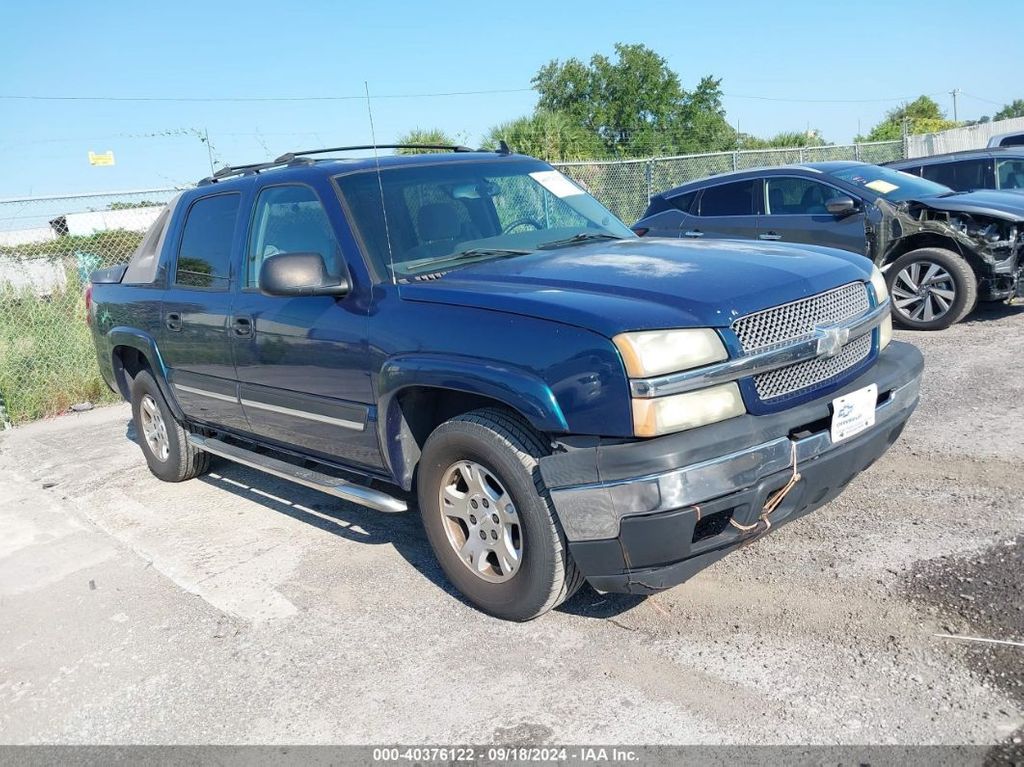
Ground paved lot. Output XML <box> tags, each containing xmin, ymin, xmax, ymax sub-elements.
<box><xmin>1</xmin><ymin>303</ymin><xmax>1023</xmax><ymax>746</ymax></box>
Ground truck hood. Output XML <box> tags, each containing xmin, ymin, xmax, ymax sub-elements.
<box><xmin>910</xmin><ymin>190</ymin><xmax>1024</xmax><ymax>221</ymax></box>
<box><xmin>398</xmin><ymin>238</ymin><xmax>872</xmax><ymax>337</ymax></box>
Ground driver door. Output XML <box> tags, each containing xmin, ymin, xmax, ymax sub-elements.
<box><xmin>230</xmin><ymin>182</ymin><xmax>381</xmax><ymax>470</ymax></box>
<box><xmin>756</xmin><ymin>175</ymin><xmax>866</xmax><ymax>254</ymax></box>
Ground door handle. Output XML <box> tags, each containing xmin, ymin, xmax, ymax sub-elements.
<box><xmin>683</xmin><ymin>230</ymin><xmax>704</xmax><ymax>238</ymax></box>
<box><xmin>165</xmin><ymin>312</ymin><xmax>182</xmax><ymax>332</ymax></box>
<box><xmin>758</xmin><ymin>232</ymin><xmax>782</xmax><ymax>241</ymax></box>
<box><xmin>232</xmin><ymin>317</ymin><xmax>253</xmax><ymax>337</ymax></box>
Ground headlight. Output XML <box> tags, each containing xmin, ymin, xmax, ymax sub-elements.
<box><xmin>613</xmin><ymin>328</ymin><xmax>727</xmax><ymax>377</ymax></box>
<box><xmin>870</xmin><ymin>266</ymin><xmax>892</xmax><ymax>350</ymax></box>
<box><xmin>631</xmin><ymin>383</ymin><xmax>745</xmax><ymax>437</ymax></box>
<box><xmin>869</xmin><ymin>265</ymin><xmax>888</xmax><ymax>304</ymax></box>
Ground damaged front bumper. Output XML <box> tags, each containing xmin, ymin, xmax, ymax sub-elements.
<box><xmin>539</xmin><ymin>341</ymin><xmax>924</xmax><ymax>594</ymax></box>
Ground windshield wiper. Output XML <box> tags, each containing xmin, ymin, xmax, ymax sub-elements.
<box><xmin>537</xmin><ymin>232</ymin><xmax>624</xmax><ymax>250</ymax></box>
<box><xmin>405</xmin><ymin>247</ymin><xmax>532</xmax><ymax>274</ymax></box>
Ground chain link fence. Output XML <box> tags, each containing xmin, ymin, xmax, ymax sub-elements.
<box><xmin>553</xmin><ymin>140</ymin><xmax>904</xmax><ymax>223</ymax></box>
<box><xmin>0</xmin><ymin>140</ymin><xmax>904</xmax><ymax>426</ymax></box>
<box><xmin>0</xmin><ymin>189</ymin><xmax>180</xmax><ymax>425</ymax></box>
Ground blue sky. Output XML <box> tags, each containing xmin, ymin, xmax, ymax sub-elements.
<box><xmin>1</xmin><ymin>0</ymin><xmax>1019</xmax><ymax>197</ymax></box>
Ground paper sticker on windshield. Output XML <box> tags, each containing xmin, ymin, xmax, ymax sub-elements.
<box><xmin>865</xmin><ymin>180</ymin><xmax>898</xmax><ymax>194</ymax></box>
<box><xmin>530</xmin><ymin>170</ymin><xmax>584</xmax><ymax>198</ymax></box>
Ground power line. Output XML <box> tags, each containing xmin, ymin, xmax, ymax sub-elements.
<box><xmin>960</xmin><ymin>92</ymin><xmax>1004</xmax><ymax>107</ymax></box>
<box><xmin>721</xmin><ymin>91</ymin><xmax>946</xmax><ymax>104</ymax></box>
<box><xmin>0</xmin><ymin>87</ymin><xmax>534</xmax><ymax>103</ymax></box>
<box><xmin>2</xmin><ymin>88</ymin><xmax>950</xmax><ymax>106</ymax></box>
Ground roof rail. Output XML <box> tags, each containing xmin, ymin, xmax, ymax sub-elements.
<box><xmin>272</xmin><ymin>144</ymin><xmax>476</xmax><ymax>163</ymax></box>
<box><xmin>197</xmin><ymin>157</ymin><xmax>313</xmax><ymax>186</ymax></box>
<box><xmin>198</xmin><ymin>143</ymin><xmax>508</xmax><ymax>185</ymax></box>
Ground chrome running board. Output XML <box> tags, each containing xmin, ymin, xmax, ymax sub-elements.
<box><xmin>187</xmin><ymin>434</ymin><xmax>407</xmax><ymax>513</ymax></box>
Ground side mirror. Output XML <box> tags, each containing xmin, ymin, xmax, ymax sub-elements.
<box><xmin>826</xmin><ymin>196</ymin><xmax>858</xmax><ymax>217</ymax></box>
<box><xmin>259</xmin><ymin>252</ymin><xmax>350</xmax><ymax>297</ymax></box>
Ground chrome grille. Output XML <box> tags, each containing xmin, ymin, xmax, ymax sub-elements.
<box><xmin>732</xmin><ymin>282</ymin><xmax>872</xmax><ymax>401</ymax></box>
<box><xmin>751</xmin><ymin>333</ymin><xmax>872</xmax><ymax>400</ymax></box>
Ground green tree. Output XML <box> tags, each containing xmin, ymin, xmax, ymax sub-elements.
<box><xmin>994</xmin><ymin>99</ymin><xmax>1024</xmax><ymax>121</ymax></box>
<box><xmin>738</xmin><ymin>130</ymin><xmax>828</xmax><ymax>150</ymax></box>
<box><xmin>857</xmin><ymin>96</ymin><xmax>958</xmax><ymax>141</ymax></box>
<box><xmin>532</xmin><ymin>44</ymin><xmax>734</xmax><ymax>156</ymax></box>
<box><xmin>482</xmin><ymin>111</ymin><xmax>605</xmax><ymax>161</ymax></box>
<box><xmin>394</xmin><ymin>128</ymin><xmax>458</xmax><ymax>153</ymax></box>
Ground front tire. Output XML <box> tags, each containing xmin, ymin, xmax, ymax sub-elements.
<box><xmin>886</xmin><ymin>248</ymin><xmax>978</xmax><ymax>330</ymax></box>
<box><xmin>130</xmin><ymin>370</ymin><xmax>210</xmax><ymax>482</ymax></box>
<box><xmin>417</xmin><ymin>408</ymin><xmax>582</xmax><ymax>621</ymax></box>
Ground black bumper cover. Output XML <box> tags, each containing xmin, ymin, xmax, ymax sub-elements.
<box><xmin>540</xmin><ymin>341</ymin><xmax>923</xmax><ymax>594</ymax></box>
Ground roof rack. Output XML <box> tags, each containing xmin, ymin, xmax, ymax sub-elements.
<box><xmin>198</xmin><ymin>142</ymin><xmax>513</xmax><ymax>185</ymax></box>
<box><xmin>273</xmin><ymin>144</ymin><xmax>476</xmax><ymax>164</ymax></box>
<box><xmin>197</xmin><ymin>157</ymin><xmax>314</xmax><ymax>186</ymax></box>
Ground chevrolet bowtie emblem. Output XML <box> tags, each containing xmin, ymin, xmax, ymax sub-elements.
<box><xmin>815</xmin><ymin>326</ymin><xmax>850</xmax><ymax>358</ymax></box>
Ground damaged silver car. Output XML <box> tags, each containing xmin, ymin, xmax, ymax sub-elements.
<box><xmin>634</xmin><ymin>161</ymin><xmax>1024</xmax><ymax>330</ymax></box>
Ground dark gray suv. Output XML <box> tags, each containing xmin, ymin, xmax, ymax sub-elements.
<box><xmin>633</xmin><ymin>162</ymin><xmax>1024</xmax><ymax>330</ymax></box>
<box><xmin>887</xmin><ymin>147</ymin><xmax>1024</xmax><ymax>192</ymax></box>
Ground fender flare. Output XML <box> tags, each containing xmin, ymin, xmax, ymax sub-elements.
<box><xmin>107</xmin><ymin>327</ymin><xmax>184</xmax><ymax>421</ymax></box>
<box><xmin>377</xmin><ymin>354</ymin><xmax>569</xmax><ymax>489</ymax></box>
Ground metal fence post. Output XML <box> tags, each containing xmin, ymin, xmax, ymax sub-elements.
<box><xmin>644</xmin><ymin>160</ymin><xmax>653</xmax><ymax>201</ymax></box>
<box><xmin>732</xmin><ymin>151</ymin><xmax>738</xmax><ymax>171</ymax></box>
<box><xmin>855</xmin><ymin>143</ymin><xmax>861</xmax><ymax>162</ymax></box>
<box><xmin>799</xmin><ymin>147</ymin><xmax>805</xmax><ymax>163</ymax></box>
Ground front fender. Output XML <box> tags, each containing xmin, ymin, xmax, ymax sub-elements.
<box><xmin>376</xmin><ymin>353</ymin><xmax>570</xmax><ymax>488</ymax></box>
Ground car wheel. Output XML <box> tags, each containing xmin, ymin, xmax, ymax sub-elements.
<box><xmin>885</xmin><ymin>248</ymin><xmax>978</xmax><ymax>330</ymax></box>
<box><xmin>130</xmin><ymin>370</ymin><xmax>210</xmax><ymax>482</ymax></box>
<box><xmin>417</xmin><ymin>407</ymin><xmax>583</xmax><ymax>621</ymax></box>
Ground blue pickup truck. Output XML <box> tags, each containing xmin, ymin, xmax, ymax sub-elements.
<box><xmin>88</xmin><ymin>145</ymin><xmax>923</xmax><ymax>620</ymax></box>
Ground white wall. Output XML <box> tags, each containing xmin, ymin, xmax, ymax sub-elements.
<box><xmin>907</xmin><ymin>116</ymin><xmax>1024</xmax><ymax>158</ymax></box>
<box><xmin>58</xmin><ymin>206</ymin><xmax>164</xmax><ymax>236</ymax></box>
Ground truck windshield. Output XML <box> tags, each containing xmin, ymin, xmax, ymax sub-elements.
<box><xmin>334</xmin><ymin>159</ymin><xmax>633</xmax><ymax>278</ymax></box>
<box><xmin>828</xmin><ymin>165</ymin><xmax>952</xmax><ymax>202</ymax></box>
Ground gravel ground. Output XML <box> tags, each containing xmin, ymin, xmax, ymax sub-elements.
<box><xmin>0</xmin><ymin>301</ymin><xmax>1022</xmax><ymax>747</ymax></box>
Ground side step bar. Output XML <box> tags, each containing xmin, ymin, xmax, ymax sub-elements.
<box><xmin>187</xmin><ymin>434</ymin><xmax>408</xmax><ymax>513</ymax></box>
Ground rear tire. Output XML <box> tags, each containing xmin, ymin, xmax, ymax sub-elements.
<box><xmin>130</xmin><ymin>370</ymin><xmax>210</xmax><ymax>482</ymax></box>
<box><xmin>885</xmin><ymin>248</ymin><xmax>977</xmax><ymax>330</ymax></box>
<box><xmin>417</xmin><ymin>407</ymin><xmax>583</xmax><ymax>621</ymax></box>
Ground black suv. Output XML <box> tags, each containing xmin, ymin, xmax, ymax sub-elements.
<box><xmin>888</xmin><ymin>147</ymin><xmax>1024</xmax><ymax>193</ymax></box>
<box><xmin>634</xmin><ymin>161</ymin><xmax>1024</xmax><ymax>330</ymax></box>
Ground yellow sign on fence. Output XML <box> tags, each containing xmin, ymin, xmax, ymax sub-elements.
<box><xmin>88</xmin><ymin>150</ymin><xmax>115</xmax><ymax>167</ymax></box>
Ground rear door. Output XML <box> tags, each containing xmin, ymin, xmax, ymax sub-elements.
<box><xmin>681</xmin><ymin>179</ymin><xmax>758</xmax><ymax>241</ymax></box>
<box><xmin>230</xmin><ymin>182</ymin><xmax>380</xmax><ymax>470</ymax></box>
<box><xmin>757</xmin><ymin>175</ymin><xmax>866</xmax><ymax>255</ymax></box>
<box><xmin>158</xmin><ymin>191</ymin><xmax>249</xmax><ymax>431</ymax></box>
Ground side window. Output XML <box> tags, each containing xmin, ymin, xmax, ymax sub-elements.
<box><xmin>996</xmin><ymin>159</ymin><xmax>1024</xmax><ymax>190</ymax></box>
<box><xmin>246</xmin><ymin>186</ymin><xmax>341</xmax><ymax>287</ymax></box>
<box><xmin>175</xmin><ymin>194</ymin><xmax>240</xmax><ymax>290</ymax></box>
<box><xmin>922</xmin><ymin>160</ymin><xmax>987</xmax><ymax>190</ymax></box>
<box><xmin>667</xmin><ymin>190</ymin><xmax>697</xmax><ymax>214</ymax></box>
<box><xmin>765</xmin><ymin>177</ymin><xmax>835</xmax><ymax>215</ymax></box>
<box><xmin>698</xmin><ymin>180</ymin><xmax>755</xmax><ymax>216</ymax></box>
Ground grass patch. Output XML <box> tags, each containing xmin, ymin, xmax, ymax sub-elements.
<box><xmin>0</xmin><ymin>273</ymin><xmax>119</xmax><ymax>425</ymax></box>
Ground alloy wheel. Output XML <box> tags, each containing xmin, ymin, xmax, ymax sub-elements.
<box><xmin>438</xmin><ymin>460</ymin><xmax>522</xmax><ymax>583</ymax></box>
<box><xmin>139</xmin><ymin>394</ymin><xmax>170</xmax><ymax>462</ymax></box>
<box><xmin>891</xmin><ymin>260</ymin><xmax>957</xmax><ymax>324</ymax></box>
